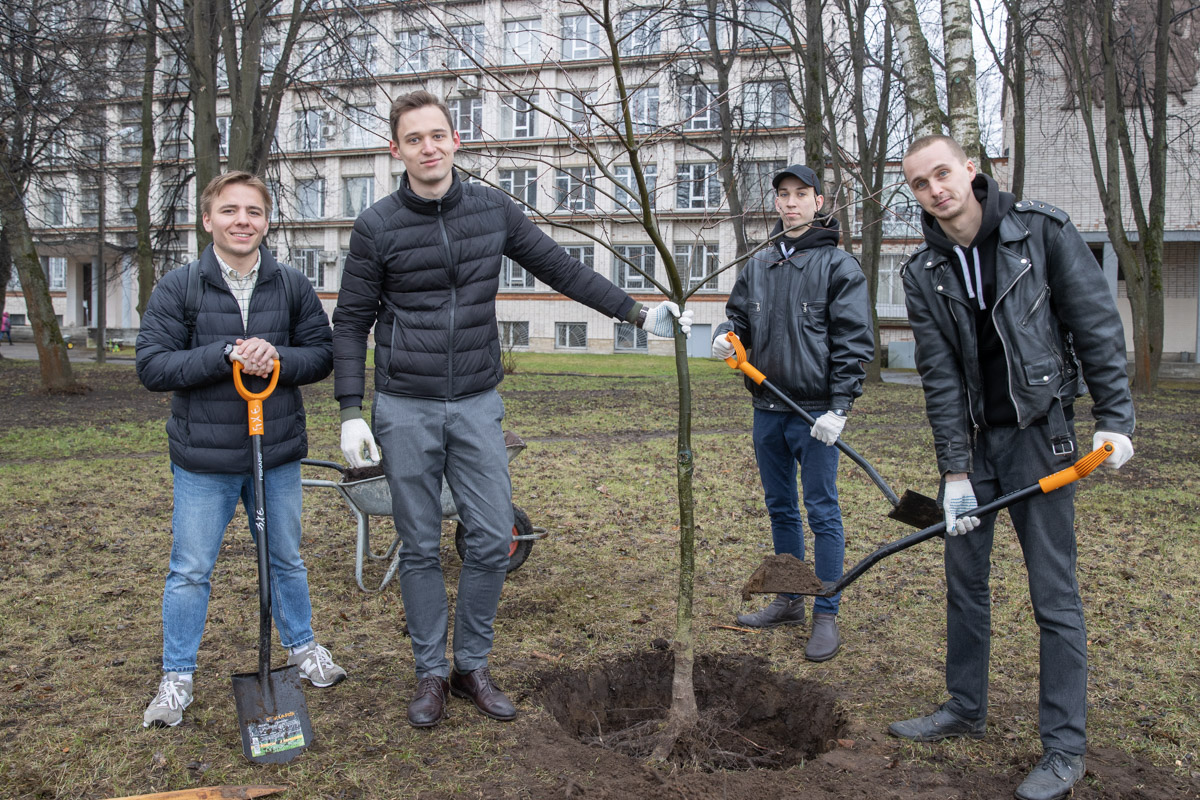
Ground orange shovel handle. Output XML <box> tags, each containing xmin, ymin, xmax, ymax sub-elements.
<box><xmin>1038</xmin><ymin>442</ymin><xmax>1113</xmax><ymax>493</ymax></box>
<box><xmin>233</xmin><ymin>361</ymin><xmax>281</xmax><ymax>437</ymax></box>
<box><xmin>722</xmin><ymin>332</ymin><xmax>766</xmax><ymax>385</ymax></box>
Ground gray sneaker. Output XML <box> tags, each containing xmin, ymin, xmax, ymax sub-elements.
<box><xmin>804</xmin><ymin>613</ymin><xmax>840</xmax><ymax>662</ymax></box>
<box><xmin>287</xmin><ymin>642</ymin><xmax>346</xmax><ymax>688</ymax></box>
<box><xmin>736</xmin><ymin>594</ymin><xmax>806</xmax><ymax>628</ymax></box>
<box><xmin>888</xmin><ymin>704</ymin><xmax>986</xmax><ymax>742</ymax></box>
<box><xmin>1014</xmin><ymin>750</ymin><xmax>1085</xmax><ymax>800</ymax></box>
<box><xmin>143</xmin><ymin>672</ymin><xmax>193</xmax><ymax>728</ymax></box>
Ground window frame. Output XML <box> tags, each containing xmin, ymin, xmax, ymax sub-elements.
<box><xmin>554</xmin><ymin>321</ymin><xmax>588</xmax><ymax>350</ymax></box>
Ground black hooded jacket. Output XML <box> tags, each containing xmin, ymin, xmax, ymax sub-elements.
<box><xmin>920</xmin><ymin>174</ymin><xmax>1017</xmax><ymax>425</ymax></box>
<box><xmin>714</xmin><ymin>216</ymin><xmax>874</xmax><ymax>412</ymax></box>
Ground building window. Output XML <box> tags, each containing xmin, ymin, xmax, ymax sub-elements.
<box><xmin>216</xmin><ymin>116</ymin><xmax>231</xmax><ymax>156</ymax></box>
<box><xmin>345</xmin><ymin>34</ymin><xmax>378</xmax><ymax>78</ymax></box>
<box><xmin>343</xmin><ymin>106</ymin><xmax>378</xmax><ymax>149</ymax></box>
<box><xmin>614</xmin><ymin>164</ymin><xmax>657</xmax><ymax>213</ymax></box>
<box><xmin>296</xmin><ymin>178</ymin><xmax>325</xmax><ymax>219</ymax></box>
<box><xmin>562</xmin><ymin>14</ymin><xmax>602</xmax><ymax>60</ymax></box>
<box><xmin>500</xmin><ymin>256</ymin><xmax>535</xmax><ymax>289</ymax></box>
<box><xmin>448</xmin><ymin>97</ymin><xmax>483</xmax><ymax>142</ymax></box>
<box><xmin>880</xmin><ymin>173</ymin><xmax>922</xmax><ymax>238</ymax></box>
<box><xmin>614</xmin><ymin>322</ymin><xmax>648</xmax><ymax>352</ymax></box>
<box><xmin>555</xmin><ymin>321</ymin><xmax>587</xmax><ymax>349</ymax></box>
<box><xmin>557</xmin><ymin>90</ymin><xmax>597</xmax><ymax>135</ymax></box>
<box><xmin>740</xmin><ymin>159</ymin><xmax>786</xmax><ymax>211</ymax></box>
<box><xmin>394</xmin><ymin>29</ymin><xmax>429</xmax><ymax>74</ymax></box>
<box><xmin>266</xmin><ymin>180</ymin><xmax>282</xmax><ymax>222</ymax></box>
<box><xmin>292</xmin><ymin>248</ymin><xmax>324</xmax><ymax>289</ymax></box>
<box><xmin>741</xmin><ymin>81</ymin><xmax>790</xmax><ymax>127</ymax></box>
<box><xmin>675</xmin><ymin>243</ymin><xmax>719</xmax><ymax>291</ymax></box>
<box><xmin>675</xmin><ymin>163</ymin><xmax>722</xmax><ymax>210</ymax></box>
<box><xmin>80</xmin><ymin>182</ymin><xmax>100</xmax><ymax>227</ymax></box>
<box><xmin>500</xmin><ymin>95</ymin><xmax>539</xmax><ymax>139</ymax></box>
<box><xmin>295</xmin><ymin>108</ymin><xmax>334</xmax><ymax>151</ymax></box>
<box><xmin>618</xmin><ymin>8</ymin><xmax>662</xmax><ymax>56</ymax></box>
<box><xmin>681</xmin><ymin>83</ymin><xmax>720</xmax><ymax>131</ymax></box>
<box><xmin>681</xmin><ymin>3</ymin><xmax>731</xmax><ymax>50</ymax></box>
<box><xmin>163</xmin><ymin>172</ymin><xmax>190</xmax><ymax>223</ymax></box>
<box><xmin>877</xmin><ymin>254</ymin><xmax>908</xmax><ymax>318</ymax></box>
<box><xmin>118</xmin><ymin>172</ymin><xmax>139</xmax><ymax>224</ymax></box>
<box><xmin>499</xmin><ymin>321</ymin><xmax>529</xmax><ymax>348</ymax></box>
<box><xmin>564</xmin><ymin>244</ymin><xmax>594</xmax><ymax>270</ymax></box>
<box><xmin>43</xmin><ymin>188</ymin><xmax>67</xmax><ymax>226</ymax></box>
<box><xmin>555</xmin><ymin>167</ymin><xmax>596</xmax><ymax>212</ymax></box>
<box><xmin>503</xmin><ymin>19</ymin><xmax>542</xmax><ymax>65</ymax></box>
<box><xmin>613</xmin><ymin>244</ymin><xmax>655</xmax><ymax>290</ymax></box>
<box><xmin>161</xmin><ymin>107</ymin><xmax>190</xmax><ymax>159</ymax></box>
<box><xmin>630</xmin><ymin>86</ymin><xmax>659</xmax><ymax>133</ymax></box>
<box><xmin>343</xmin><ymin>176</ymin><xmax>374</xmax><ymax>218</ymax></box>
<box><xmin>499</xmin><ymin>168</ymin><xmax>538</xmax><ymax>214</ymax></box>
<box><xmin>41</xmin><ymin>257</ymin><xmax>67</xmax><ymax>290</ymax></box>
<box><xmin>449</xmin><ymin>23</ymin><xmax>485</xmax><ymax>69</ymax></box>
<box><xmin>261</xmin><ymin>39</ymin><xmax>280</xmax><ymax>75</ymax></box>
<box><xmin>745</xmin><ymin>0</ymin><xmax>788</xmax><ymax>44</ymax></box>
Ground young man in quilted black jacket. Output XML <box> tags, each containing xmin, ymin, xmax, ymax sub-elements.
<box><xmin>332</xmin><ymin>91</ymin><xmax>691</xmax><ymax>728</ymax></box>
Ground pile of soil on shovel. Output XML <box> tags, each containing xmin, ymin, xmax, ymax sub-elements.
<box><xmin>741</xmin><ymin>553</ymin><xmax>825</xmax><ymax>599</ymax></box>
<box><xmin>536</xmin><ymin>650</ymin><xmax>845</xmax><ymax>772</ymax></box>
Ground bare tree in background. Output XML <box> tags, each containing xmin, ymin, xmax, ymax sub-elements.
<box><xmin>0</xmin><ymin>0</ymin><xmax>106</xmax><ymax>390</ymax></box>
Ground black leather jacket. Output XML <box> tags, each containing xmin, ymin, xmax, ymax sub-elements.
<box><xmin>902</xmin><ymin>201</ymin><xmax>1135</xmax><ymax>475</ymax></box>
<box><xmin>715</xmin><ymin>219</ymin><xmax>874</xmax><ymax>412</ymax></box>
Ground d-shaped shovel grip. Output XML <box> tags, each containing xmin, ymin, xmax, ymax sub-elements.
<box><xmin>722</xmin><ymin>332</ymin><xmax>766</xmax><ymax>384</ymax></box>
<box><xmin>233</xmin><ymin>360</ymin><xmax>281</xmax><ymax>436</ymax></box>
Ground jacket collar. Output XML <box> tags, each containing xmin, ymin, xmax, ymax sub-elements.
<box><xmin>919</xmin><ymin>206</ymin><xmax>1029</xmax><ymax>270</ymax></box>
<box><xmin>198</xmin><ymin>243</ymin><xmax>281</xmax><ymax>288</ymax></box>
<box><xmin>398</xmin><ymin>169</ymin><xmax>463</xmax><ymax>215</ymax></box>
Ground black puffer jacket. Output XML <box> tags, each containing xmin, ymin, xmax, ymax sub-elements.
<box><xmin>902</xmin><ymin>201</ymin><xmax>1135</xmax><ymax>475</ymax></box>
<box><xmin>332</xmin><ymin>171</ymin><xmax>637</xmax><ymax>409</ymax></box>
<box><xmin>714</xmin><ymin>217</ymin><xmax>874</xmax><ymax>412</ymax></box>
<box><xmin>136</xmin><ymin>245</ymin><xmax>333</xmax><ymax>473</ymax></box>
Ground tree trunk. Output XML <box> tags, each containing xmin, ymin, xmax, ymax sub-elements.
<box><xmin>0</xmin><ymin>192</ymin><xmax>77</xmax><ymax>390</ymax></box>
<box><xmin>1006</xmin><ymin>0</ymin><xmax>1027</xmax><ymax>197</ymax></box>
<box><xmin>188</xmin><ymin>0</ymin><xmax>220</xmax><ymax>251</ymax></box>
<box><xmin>135</xmin><ymin>0</ymin><xmax>158</xmax><ymax>318</ymax></box>
<box><xmin>885</xmin><ymin>0</ymin><xmax>943</xmax><ymax>136</ymax></box>
<box><xmin>941</xmin><ymin>0</ymin><xmax>981</xmax><ymax>156</ymax></box>
<box><xmin>804</xmin><ymin>0</ymin><xmax>826</xmax><ymax>167</ymax></box>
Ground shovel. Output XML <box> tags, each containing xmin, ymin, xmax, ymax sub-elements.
<box><xmin>742</xmin><ymin>442</ymin><xmax>1115</xmax><ymax>598</ymax></box>
<box><xmin>722</xmin><ymin>332</ymin><xmax>941</xmax><ymax>528</ymax></box>
<box><xmin>105</xmin><ymin>787</ymin><xmax>287</xmax><ymax>800</ymax></box>
<box><xmin>231</xmin><ymin>361</ymin><xmax>314</xmax><ymax>764</ymax></box>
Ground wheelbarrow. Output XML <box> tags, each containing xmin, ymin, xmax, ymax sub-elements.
<box><xmin>301</xmin><ymin>430</ymin><xmax>546</xmax><ymax>592</ymax></box>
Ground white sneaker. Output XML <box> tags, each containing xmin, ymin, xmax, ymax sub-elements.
<box><xmin>143</xmin><ymin>672</ymin><xmax>193</xmax><ymax>728</ymax></box>
<box><xmin>287</xmin><ymin>642</ymin><xmax>346</xmax><ymax>688</ymax></box>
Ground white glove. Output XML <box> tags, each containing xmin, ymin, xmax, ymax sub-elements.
<box><xmin>809</xmin><ymin>411</ymin><xmax>847</xmax><ymax>446</ymax></box>
<box><xmin>341</xmin><ymin>418</ymin><xmax>381</xmax><ymax>468</ymax></box>
<box><xmin>1092</xmin><ymin>431</ymin><xmax>1133</xmax><ymax>469</ymax></box>
<box><xmin>943</xmin><ymin>477</ymin><xmax>981</xmax><ymax>536</ymax></box>
<box><xmin>643</xmin><ymin>301</ymin><xmax>693</xmax><ymax>338</ymax></box>
<box><xmin>711</xmin><ymin>332</ymin><xmax>735</xmax><ymax>360</ymax></box>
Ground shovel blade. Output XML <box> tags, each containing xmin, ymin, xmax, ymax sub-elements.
<box><xmin>232</xmin><ymin>665</ymin><xmax>313</xmax><ymax>764</ymax></box>
<box><xmin>888</xmin><ymin>490</ymin><xmax>942</xmax><ymax>529</ymax></box>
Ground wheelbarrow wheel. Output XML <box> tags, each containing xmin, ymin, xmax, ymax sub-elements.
<box><xmin>454</xmin><ymin>504</ymin><xmax>534</xmax><ymax>575</ymax></box>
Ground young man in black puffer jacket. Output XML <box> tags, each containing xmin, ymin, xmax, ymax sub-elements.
<box><xmin>712</xmin><ymin>164</ymin><xmax>874</xmax><ymax>662</ymax></box>
<box><xmin>137</xmin><ymin>172</ymin><xmax>345</xmax><ymax>730</ymax></box>
<box><xmin>332</xmin><ymin>91</ymin><xmax>692</xmax><ymax>728</ymax></box>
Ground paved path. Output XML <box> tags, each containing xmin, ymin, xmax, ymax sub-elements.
<box><xmin>0</xmin><ymin>341</ymin><xmax>136</xmax><ymax>364</ymax></box>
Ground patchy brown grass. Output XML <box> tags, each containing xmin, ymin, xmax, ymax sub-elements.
<box><xmin>0</xmin><ymin>357</ymin><xmax>1197</xmax><ymax>799</ymax></box>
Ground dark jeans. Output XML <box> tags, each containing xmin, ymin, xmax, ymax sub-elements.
<box><xmin>942</xmin><ymin>422</ymin><xmax>1086</xmax><ymax>755</ymax></box>
<box><xmin>752</xmin><ymin>408</ymin><xmax>845</xmax><ymax>615</ymax></box>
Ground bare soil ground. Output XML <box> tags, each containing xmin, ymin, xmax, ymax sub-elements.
<box><xmin>0</xmin><ymin>359</ymin><xmax>1197</xmax><ymax>799</ymax></box>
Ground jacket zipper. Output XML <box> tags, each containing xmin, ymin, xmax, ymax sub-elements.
<box><xmin>1019</xmin><ymin>285</ymin><xmax>1050</xmax><ymax>327</ymax></box>
<box><xmin>437</xmin><ymin>200</ymin><xmax>456</xmax><ymax>398</ymax></box>
<box><xmin>991</xmin><ymin>257</ymin><xmax>1032</xmax><ymax>423</ymax></box>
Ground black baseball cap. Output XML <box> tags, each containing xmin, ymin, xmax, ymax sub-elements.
<box><xmin>772</xmin><ymin>164</ymin><xmax>822</xmax><ymax>195</ymax></box>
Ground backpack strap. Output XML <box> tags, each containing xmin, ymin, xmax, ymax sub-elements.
<box><xmin>182</xmin><ymin>258</ymin><xmax>203</xmax><ymax>347</ymax></box>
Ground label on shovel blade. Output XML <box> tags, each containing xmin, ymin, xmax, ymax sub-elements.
<box><xmin>246</xmin><ymin>711</ymin><xmax>306</xmax><ymax>756</ymax></box>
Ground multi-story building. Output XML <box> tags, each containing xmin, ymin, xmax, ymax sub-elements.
<box><xmin>10</xmin><ymin>0</ymin><xmax>928</xmax><ymax>357</ymax></box>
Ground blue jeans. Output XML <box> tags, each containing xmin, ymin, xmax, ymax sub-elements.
<box><xmin>162</xmin><ymin>461</ymin><xmax>314</xmax><ymax>673</ymax></box>
<box><xmin>942</xmin><ymin>422</ymin><xmax>1086</xmax><ymax>755</ymax></box>
<box><xmin>752</xmin><ymin>408</ymin><xmax>845</xmax><ymax>615</ymax></box>
<box><xmin>373</xmin><ymin>390</ymin><xmax>513</xmax><ymax>680</ymax></box>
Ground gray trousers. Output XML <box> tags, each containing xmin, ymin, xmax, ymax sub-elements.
<box><xmin>374</xmin><ymin>390</ymin><xmax>514</xmax><ymax>680</ymax></box>
<box><xmin>942</xmin><ymin>421</ymin><xmax>1086</xmax><ymax>755</ymax></box>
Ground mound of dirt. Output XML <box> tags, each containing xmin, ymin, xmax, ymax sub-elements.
<box><xmin>536</xmin><ymin>650</ymin><xmax>845</xmax><ymax>771</ymax></box>
<box><xmin>741</xmin><ymin>553</ymin><xmax>825</xmax><ymax>599</ymax></box>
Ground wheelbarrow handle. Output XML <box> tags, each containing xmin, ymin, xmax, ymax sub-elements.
<box><xmin>722</xmin><ymin>331</ymin><xmax>903</xmax><ymax>508</ymax></box>
<box><xmin>233</xmin><ymin>361</ymin><xmax>280</xmax><ymax>437</ymax></box>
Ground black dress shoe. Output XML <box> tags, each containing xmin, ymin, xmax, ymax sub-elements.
<box><xmin>407</xmin><ymin>676</ymin><xmax>449</xmax><ymax>728</ymax></box>
<box><xmin>449</xmin><ymin>667</ymin><xmax>517</xmax><ymax>721</ymax></box>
